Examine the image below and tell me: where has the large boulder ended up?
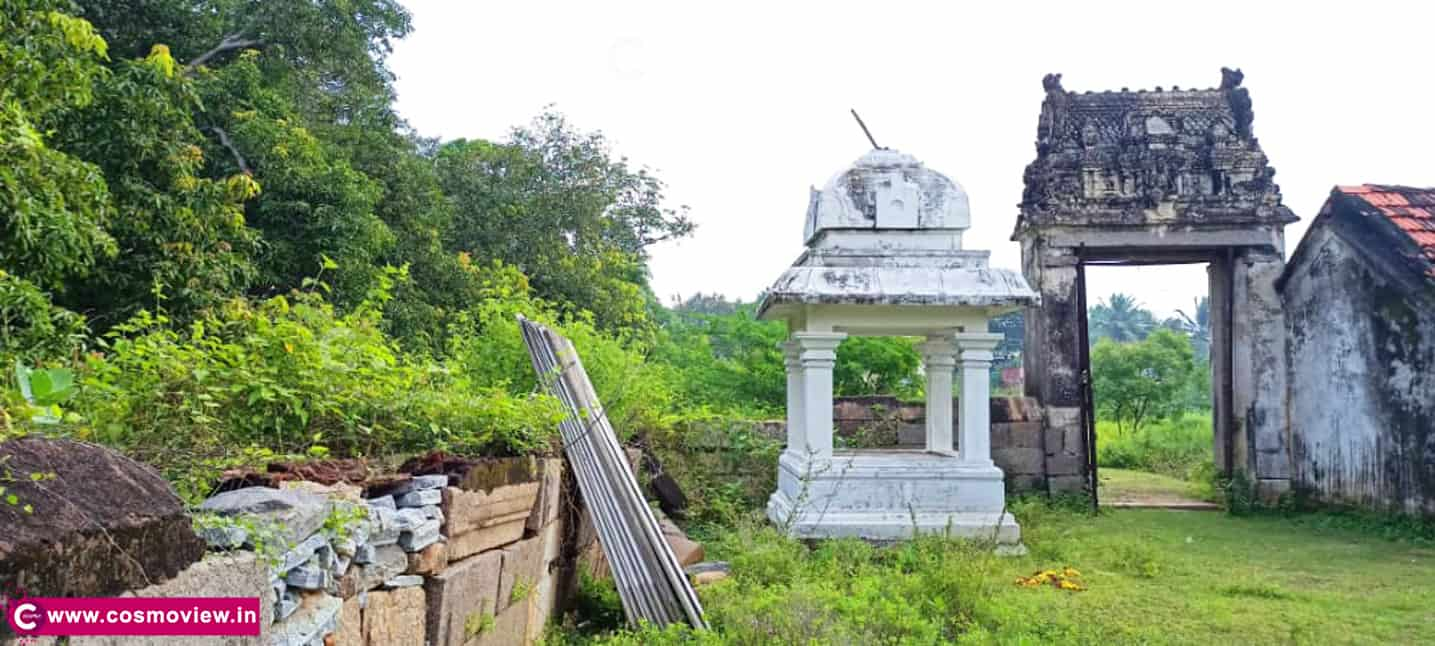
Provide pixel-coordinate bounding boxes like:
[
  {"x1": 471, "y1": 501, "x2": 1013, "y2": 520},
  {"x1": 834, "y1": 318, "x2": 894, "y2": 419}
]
[{"x1": 0, "y1": 438, "x2": 205, "y2": 598}]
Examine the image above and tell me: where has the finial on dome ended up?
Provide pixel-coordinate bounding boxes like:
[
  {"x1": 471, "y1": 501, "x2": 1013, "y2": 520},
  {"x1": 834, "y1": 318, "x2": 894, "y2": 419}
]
[{"x1": 850, "y1": 108, "x2": 883, "y2": 150}]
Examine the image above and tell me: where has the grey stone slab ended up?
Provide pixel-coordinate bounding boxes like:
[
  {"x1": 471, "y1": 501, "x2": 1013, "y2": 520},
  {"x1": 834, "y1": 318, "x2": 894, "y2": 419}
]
[
  {"x1": 332, "y1": 536, "x2": 357, "y2": 558},
  {"x1": 197, "y1": 525, "x2": 248, "y2": 550},
  {"x1": 395, "y1": 507, "x2": 428, "y2": 531},
  {"x1": 200, "y1": 486, "x2": 330, "y2": 546},
  {"x1": 352, "y1": 543, "x2": 376, "y2": 565},
  {"x1": 353, "y1": 544, "x2": 408, "y2": 592},
  {"x1": 398, "y1": 518, "x2": 441, "y2": 552},
  {"x1": 390, "y1": 474, "x2": 449, "y2": 496},
  {"x1": 315, "y1": 544, "x2": 338, "y2": 571},
  {"x1": 268, "y1": 593, "x2": 340, "y2": 646},
  {"x1": 285, "y1": 565, "x2": 330, "y2": 591},
  {"x1": 276, "y1": 533, "x2": 329, "y2": 575},
  {"x1": 368, "y1": 507, "x2": 401, "y2": 546},
  {"x1": 366, "y1": 495, "x2": 396, "y2": 510},
  {"x1": 382, "y1": 574, "x2": 424, "y2": 588},
  {"x1": 395, "y1": 487, "x2": 442, "y2": 508},
  {"x1": 275, "y1": 592, "x2": 299, "y2": 622}
]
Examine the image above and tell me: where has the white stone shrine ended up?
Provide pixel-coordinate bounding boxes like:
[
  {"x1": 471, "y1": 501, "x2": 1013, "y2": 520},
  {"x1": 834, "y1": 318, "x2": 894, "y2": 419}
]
[{"x1": 758, "y1": 149, "x2": 1039, "y2": 543}]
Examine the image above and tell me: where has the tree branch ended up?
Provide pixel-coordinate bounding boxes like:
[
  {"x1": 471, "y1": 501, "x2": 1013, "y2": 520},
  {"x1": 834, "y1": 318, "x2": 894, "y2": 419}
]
[
  {"x1": 184, "y1": 32, "x2": 263, "y2": 73},
  {"x1": 207, "y1": 127, "x2": 250, "y2": 175}
]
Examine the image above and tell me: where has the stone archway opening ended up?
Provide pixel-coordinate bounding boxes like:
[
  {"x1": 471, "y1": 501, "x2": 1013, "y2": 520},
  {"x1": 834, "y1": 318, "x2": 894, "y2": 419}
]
[
  {"x1": 1078, "y1": 260, "x2": 1217, "y2": 505},
  {"x1": 1016, "y1": 70, "x2": 1298, "y2": 501}
]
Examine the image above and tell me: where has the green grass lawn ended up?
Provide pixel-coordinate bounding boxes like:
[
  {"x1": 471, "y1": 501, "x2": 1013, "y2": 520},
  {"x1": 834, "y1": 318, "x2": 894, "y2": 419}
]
[
  {"x1": 568, "y1": 501, "x2": 1435, "y2": 645},
  {"x1": 991, "y1": 504, "x2": 1435, "y2": 644},
  {"x1": 1099, "y1": 467, "x2": 1214, "y2": 505}
]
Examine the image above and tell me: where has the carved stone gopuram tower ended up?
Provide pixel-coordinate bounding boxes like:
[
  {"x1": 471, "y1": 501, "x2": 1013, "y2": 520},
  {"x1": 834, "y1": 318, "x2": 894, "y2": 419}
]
[{"x1": 1015, "y1": 70, "x2": 1298, "y2": 499}]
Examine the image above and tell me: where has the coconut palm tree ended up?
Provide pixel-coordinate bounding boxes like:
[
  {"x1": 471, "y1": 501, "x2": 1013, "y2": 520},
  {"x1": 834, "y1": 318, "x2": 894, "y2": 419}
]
[
  {"x1": 1165, "y1": 296, "x2": 1211, "y2": 359},
  {"x1": 1088, "y1": 293, "x2": 1157, "y2": 343}
]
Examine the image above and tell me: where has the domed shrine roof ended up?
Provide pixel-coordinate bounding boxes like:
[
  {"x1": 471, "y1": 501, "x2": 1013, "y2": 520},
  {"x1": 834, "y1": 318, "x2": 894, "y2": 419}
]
[
  {"x1": 759, "y1": 149, "x2": 1038, "y2": 318},
  {"x1": 803, "y1": 149, "x2": 971, "y2": 242}
]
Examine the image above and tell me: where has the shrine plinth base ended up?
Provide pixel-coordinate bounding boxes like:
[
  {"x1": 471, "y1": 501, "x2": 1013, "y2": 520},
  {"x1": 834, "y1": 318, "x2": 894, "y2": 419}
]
[{"x1": 766, "y1": 449, "x2": 1022, "y2": 545}]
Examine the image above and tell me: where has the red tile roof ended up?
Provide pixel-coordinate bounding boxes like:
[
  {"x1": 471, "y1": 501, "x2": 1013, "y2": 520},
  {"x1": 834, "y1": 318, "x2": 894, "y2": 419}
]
[{"x1": 1335, "y1": 184, "x2": 1435, "y2": 279}]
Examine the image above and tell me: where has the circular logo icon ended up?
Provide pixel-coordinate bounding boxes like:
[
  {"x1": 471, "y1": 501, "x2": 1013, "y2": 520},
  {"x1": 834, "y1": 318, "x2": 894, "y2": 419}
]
[{"x1": 10, "y1": 600, "x2": 43, "y2": 633}]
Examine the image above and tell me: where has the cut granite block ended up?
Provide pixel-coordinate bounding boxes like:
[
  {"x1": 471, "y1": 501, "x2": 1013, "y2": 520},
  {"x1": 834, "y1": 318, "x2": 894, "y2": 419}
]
[
  {"x1": 424, "y1": 504, "x2": 445, "y2": 525},
  {"x1": 333, "y1": 536, "x2": 357, "y2": 558},
  {"x1": 269, "y1": 593, "x2": 341, "y2": 646},
  {"x1": 335, "y1": 594, "x2": 363, "y2": 646},
  {"x1": 367, "y1": 495, "x2": 396, "y2": 510},
  {"x1": 285, "y1": 565, "x2": 331, "y2": 591},
  {"x1": 406, "y1": 541, "x2": 448, "y2": 576},
  {"x1": 526, "y1": 458, "x2": 563, "y2": 532},
  {"x1": 353, "y1": 544, "x2": 408, "y2": 592},
  {"x1": 200, "y1": 486, "x2": 329, "y2": 546},
  {"x1": 395, "y1": 488, "x2": 443, "y2": 508},
  {"x1": 0, "y1": 438, "x2": 207, "y2": 598},
  {"x1": 425, "y1": 550, "x2": 502, "y2": 646},
  {"x1": 275, "y1": 589, "x2": 300, "y2": 621},
  {"x1": 316, "y1": 544, "x2": 338, "y2": 572},
  {"x1": 384, "y1": 574, "x2": 424, "y2": 588},
  {"x1": 448, "y1": 516, "x2": 526, "y2": 561},
  {"x1": 391, "y1": 474, "x2": 450, "y2": 496},
  {"x1": 369, "y1": 507, "x2": 401, "y2": 546},
  {"x1": 277, "y1": 533, "x2": 330, "y2": 575},
  {"x1": 197, "y1": 524, "x2": 248, "y2": 550},
  {"x1": 399, "y1": 518, "x2": 442, "y2": 552},
  {"x1": 363, "y1": 587, "x2": 426, "y2": 646},
  {"x1": 498, "y1": 535, "x2": 543, "y2": 611},
  {"x1": 395, "y1": 507, "x2": 428, "y2": 530}
]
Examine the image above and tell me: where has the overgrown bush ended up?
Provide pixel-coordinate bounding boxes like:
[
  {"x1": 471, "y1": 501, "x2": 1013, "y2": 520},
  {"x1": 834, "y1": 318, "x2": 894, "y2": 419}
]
[
  {"x1": 575, "y1": 521, "x2": 1004, "y2": 645},
  {"x1": 1096, "y1": 411, "x2": 1212, "y2": 480},
  {"x1": 34, "y1": 268, "x2": 569, "y2": 500}
]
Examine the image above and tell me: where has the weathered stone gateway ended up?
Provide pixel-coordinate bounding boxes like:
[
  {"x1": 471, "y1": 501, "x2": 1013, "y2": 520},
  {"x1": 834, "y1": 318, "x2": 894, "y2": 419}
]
[
  {"x1": 1016, "y1": 70, "x2": 1433, "y2": 512},
  {"x1": 1016, "y1": 70, "x2": 1298, "y2": 501}
]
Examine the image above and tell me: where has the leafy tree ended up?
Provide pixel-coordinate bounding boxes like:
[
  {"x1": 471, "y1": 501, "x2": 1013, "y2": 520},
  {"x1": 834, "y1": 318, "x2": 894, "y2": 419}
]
[
  {"x1": 655, "y1": 305, "x2": 787, "y2": 414},
  {"x1": 49, "y1": 45, "x2": 259, "y2": 325},
  {"x1": 1088, "y1": 293, "x2": 1156, "y2": 343},
  {"x1": 1090, "y1": 328, "x2": 1197, "y2": 436},
  {"x1": 195, "y1": 51, "x2": 391, "y2": 304},
  {"x1": 673, "y1": 292, "x2": 743, "y2": 316},
  {"x1": 0, "y1": 1, "x2": 117, "y2": 359},
  {"x1": 0, "y1": 1, "x2": 116, "y2": 292},
  {"x1": 0, "y1": 271, "x2": 88, "y2": 362},
  {"x1": 435, "y1": 112, "x2": 694, "y2": 338},
  {"x1": 834, "y1": 337, "x2": 922, "y2": 399},
  {"x1": 78, "y1": 0, "x2": 412, "y2": 124}
]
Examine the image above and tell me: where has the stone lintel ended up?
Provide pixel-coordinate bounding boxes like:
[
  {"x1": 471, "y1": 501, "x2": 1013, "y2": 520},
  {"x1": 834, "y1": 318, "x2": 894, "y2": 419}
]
[{"x1": 1029, "y1": 225, "x2": 1284, "y2": 254}]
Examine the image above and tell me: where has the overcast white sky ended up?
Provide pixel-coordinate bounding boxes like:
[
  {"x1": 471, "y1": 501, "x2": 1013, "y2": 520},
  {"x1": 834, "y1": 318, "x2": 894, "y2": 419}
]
[{"x1": 389, "y1": 1, "x2": 1434, "y2": 319}]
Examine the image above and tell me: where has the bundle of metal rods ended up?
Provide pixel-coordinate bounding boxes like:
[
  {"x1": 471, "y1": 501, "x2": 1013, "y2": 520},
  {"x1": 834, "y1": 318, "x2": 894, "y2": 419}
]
[{"x1": 518, "y1": 315, "x2": 707, "y2": 630}]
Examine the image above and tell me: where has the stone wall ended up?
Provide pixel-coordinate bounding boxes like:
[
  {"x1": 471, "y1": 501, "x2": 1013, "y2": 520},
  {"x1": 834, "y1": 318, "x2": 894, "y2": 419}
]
[
  {"x1": 830, "y1": 396, "x2": 1053, "y2": 492},
  {"x1": 1, "y1": 447, "x2": 580, "y2": 646},
  {"x1": 1282, "y1": 226, "x2": 1435, "y2": 515}
]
